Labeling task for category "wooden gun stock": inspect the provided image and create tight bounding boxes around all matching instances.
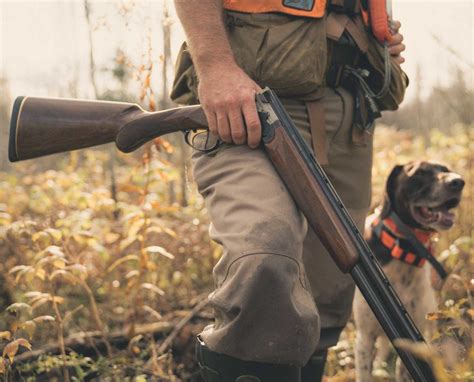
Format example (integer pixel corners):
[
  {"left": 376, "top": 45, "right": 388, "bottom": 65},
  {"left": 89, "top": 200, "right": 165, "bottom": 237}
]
[{"left": 9, "top": 96, "right": 206, "bottom": 162}]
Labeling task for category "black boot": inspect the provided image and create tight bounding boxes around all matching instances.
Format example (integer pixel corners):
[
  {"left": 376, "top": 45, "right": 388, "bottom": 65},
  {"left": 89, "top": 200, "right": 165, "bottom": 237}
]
[
  {"left": 301, "top": 326, "right": 345, "bottom": 381},
  {"left": 300, "top": 350, "right": 327, "bottom": 382},
  {"left": 196, "top": 337, "right": 301, "bottom": 382}
]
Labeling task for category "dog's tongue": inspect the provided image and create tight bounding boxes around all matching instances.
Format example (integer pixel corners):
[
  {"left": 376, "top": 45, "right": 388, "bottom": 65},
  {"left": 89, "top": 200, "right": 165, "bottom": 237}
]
[
  {"left": 419, "top": 206, "right": 455, "bottom": 227},
  {"left": 420, "top": 206, "right": 436, "bottom": 221},
  {"left": 436, "top": 209, "right": 455, "bottom": 227}
]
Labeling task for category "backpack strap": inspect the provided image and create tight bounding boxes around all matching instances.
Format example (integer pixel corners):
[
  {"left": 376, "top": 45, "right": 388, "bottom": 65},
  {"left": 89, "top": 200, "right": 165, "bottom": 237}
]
[{"left": 306, "top": 99, "right": 328, "bottom": 165}]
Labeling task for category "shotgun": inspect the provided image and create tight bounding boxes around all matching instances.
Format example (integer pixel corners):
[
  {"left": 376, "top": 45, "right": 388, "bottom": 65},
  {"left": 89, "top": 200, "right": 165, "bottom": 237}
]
[{"left": 8, "top": 90, "right": 436, "bottom": 381}]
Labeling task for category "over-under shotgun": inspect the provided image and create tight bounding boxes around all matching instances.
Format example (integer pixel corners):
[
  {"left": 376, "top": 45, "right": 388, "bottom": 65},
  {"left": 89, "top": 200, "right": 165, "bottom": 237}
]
[{"left": 9, "top": 90, "right": 436, "bottom": 381}]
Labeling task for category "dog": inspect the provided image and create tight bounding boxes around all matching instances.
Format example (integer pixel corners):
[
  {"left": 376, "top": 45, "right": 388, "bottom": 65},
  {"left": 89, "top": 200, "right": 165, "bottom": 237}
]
[{"left": 353, "top": 160, "right": 465, "bottom": 381}]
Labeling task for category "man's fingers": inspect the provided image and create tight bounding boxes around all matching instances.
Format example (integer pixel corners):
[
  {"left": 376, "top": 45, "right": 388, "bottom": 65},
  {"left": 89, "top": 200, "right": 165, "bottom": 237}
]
[
  {"left": 199, "top": 71, "right": 262, "bottom": 147},
  {"left": 393, "top": 55, "right": 405, "bottom": 65},
  {"left": 391, "top": 20, "right": 401, "bottom": 33},
  {"left": 242, "top": 99, "right": 261, "bottom": 149},
  {"left": 215, "top": 111, "right": 233, "bottom": 143},
  {"left": 389, "top": 43, "right": 405, "bottom": 56},
  {"left": 387, "top": 28, "right": 405, "bottom": 64},
  {"left": 204, "top": 108, "right": 218, "bottom": 138},
  {"left": 388, "top": 33, "right": 403, "bottom": 46},
  {"left": 228, "top": 108, "right": 246, "bottom": 145}
]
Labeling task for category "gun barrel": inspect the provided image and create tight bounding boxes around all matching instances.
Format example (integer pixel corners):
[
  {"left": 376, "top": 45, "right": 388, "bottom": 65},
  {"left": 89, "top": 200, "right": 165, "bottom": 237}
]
[
  {"left": 258, "top": 88, "right": 435, "bottom": 381},
  {"left": 9, "top": 96, "right": 142, "bottom": 162}
]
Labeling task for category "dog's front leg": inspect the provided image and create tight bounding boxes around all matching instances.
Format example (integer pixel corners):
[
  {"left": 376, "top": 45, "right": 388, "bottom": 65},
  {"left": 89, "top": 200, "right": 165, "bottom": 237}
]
[
  {"left": 374, "top": 336, "right": 392, "bottom": 369},
  {"left": 355, "top": 329, "right": 377, "bottom": 381},
  {"left": 354, "top": 289, "right": 379, "bottom": 382}
]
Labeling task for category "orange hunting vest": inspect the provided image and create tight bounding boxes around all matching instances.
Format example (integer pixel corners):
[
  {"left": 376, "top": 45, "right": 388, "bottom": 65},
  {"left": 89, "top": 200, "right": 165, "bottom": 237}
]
[{"left": 223, "top": 0, "right": 327, "bottom": 18}]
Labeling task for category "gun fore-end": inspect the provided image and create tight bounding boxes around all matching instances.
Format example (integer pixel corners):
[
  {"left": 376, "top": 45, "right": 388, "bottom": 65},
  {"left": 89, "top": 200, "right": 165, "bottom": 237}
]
[
  {"left": 257, "top": 89, "right": 360, "bottom": 273},
  {"left": 9, "top": 96, "right": 142, "bottom": 162},
  {"left": 263, "top": 127, "right": 360, "bottom": 272}
]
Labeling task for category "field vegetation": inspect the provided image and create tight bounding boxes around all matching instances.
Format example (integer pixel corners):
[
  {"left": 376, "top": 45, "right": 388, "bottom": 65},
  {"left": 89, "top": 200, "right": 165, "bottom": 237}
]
[
  {"left": 0, "top": 1, "right": 472, "bottom": 380},
  {"left": 0, "top": 120, "right": 471, "bottom": 382}
]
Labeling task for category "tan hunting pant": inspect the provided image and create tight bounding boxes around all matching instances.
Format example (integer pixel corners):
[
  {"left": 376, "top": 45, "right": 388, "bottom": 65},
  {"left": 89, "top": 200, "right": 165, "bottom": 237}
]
[{"left": 192, "top": 87, "right": 373, "bottom": 367}]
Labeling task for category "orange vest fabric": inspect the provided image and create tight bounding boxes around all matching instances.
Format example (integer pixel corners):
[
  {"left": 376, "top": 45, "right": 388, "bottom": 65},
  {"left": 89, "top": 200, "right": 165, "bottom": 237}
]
[{"left": 223, "top": 0, "right": 327, "bottom": 18}]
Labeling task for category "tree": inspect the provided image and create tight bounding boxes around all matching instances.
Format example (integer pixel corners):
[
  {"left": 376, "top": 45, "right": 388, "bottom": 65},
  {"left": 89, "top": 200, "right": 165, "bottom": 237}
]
[{"left": 0, "top": 78, "right": 12, "bottom": 171}]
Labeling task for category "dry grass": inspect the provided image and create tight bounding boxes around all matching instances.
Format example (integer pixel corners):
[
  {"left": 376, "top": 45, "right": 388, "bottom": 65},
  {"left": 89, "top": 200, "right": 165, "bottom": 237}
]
[{"left": 0, "top": 125, "right": 471, "bottom": 381}]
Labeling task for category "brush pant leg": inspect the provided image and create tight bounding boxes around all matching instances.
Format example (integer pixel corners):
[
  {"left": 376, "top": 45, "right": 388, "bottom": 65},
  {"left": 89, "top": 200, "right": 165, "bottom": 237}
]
[{"left": 192, "top": 87, "right": 373, "bottom": 369}]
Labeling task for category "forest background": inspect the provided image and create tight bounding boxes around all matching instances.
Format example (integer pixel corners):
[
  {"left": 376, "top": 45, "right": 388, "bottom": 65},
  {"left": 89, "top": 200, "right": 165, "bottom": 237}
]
[{"left": 0, "top": 0, "right": 472, "bottom": 381}]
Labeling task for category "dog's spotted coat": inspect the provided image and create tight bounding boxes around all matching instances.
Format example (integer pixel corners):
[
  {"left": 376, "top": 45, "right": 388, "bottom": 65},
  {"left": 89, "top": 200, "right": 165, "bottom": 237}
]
[{"left": 353, "top": 161, "right": 464, "bottom": 382}]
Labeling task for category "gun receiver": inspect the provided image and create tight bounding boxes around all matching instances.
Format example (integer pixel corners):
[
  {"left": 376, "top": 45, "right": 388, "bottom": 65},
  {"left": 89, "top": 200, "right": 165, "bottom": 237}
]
[{"left": 8, "top": 90, "right": 435, "bottom": 381}]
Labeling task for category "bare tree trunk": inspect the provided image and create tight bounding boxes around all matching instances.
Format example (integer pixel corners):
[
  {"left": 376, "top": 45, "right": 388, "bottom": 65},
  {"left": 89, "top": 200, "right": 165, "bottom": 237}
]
[
  {"left": 67, "top": 2, "right": 80, "bottom": 99},
  {"left": 0, "top": 78, "right": 11, "bottom": 171},
  {"left": 179, "top": 138, "right": 189, "bottom": 207},
  {"left": 83, "top": 0, "right": 99, "bottom": 98},
  {"left": 159, "top": 2, "right": 180, "bottom": 206},
  {"left": 161, "top": 5, "right": 171, "bottom": 110},
  {"left": 414, "top": 64, "right": 430, "bottom": 146},
  {"left": 161, "top": 2, "right": 188, "bottom": 207},
  {"left": 83, "top": 0, "right": 119, "bottom": 216}
]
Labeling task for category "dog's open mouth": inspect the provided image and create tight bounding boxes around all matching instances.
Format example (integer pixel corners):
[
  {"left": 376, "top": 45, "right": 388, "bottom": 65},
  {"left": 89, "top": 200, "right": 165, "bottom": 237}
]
[{"left": 412, "top": 197, "right": 461, "bottom": 229}]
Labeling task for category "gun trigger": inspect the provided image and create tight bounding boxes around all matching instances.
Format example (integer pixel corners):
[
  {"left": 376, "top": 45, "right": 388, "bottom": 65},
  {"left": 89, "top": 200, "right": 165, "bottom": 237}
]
[
  {"left": 261, "top": 122, "right": 275, "bottom": 143},
  {"left": 258, "top": 111, "right": 270, "bottom": 123}
]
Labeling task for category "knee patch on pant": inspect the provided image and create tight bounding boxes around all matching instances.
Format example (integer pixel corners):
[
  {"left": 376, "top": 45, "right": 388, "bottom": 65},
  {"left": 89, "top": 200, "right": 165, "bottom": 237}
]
[{"left": 201, "top": 253, "right": 320, "bottom": 366}]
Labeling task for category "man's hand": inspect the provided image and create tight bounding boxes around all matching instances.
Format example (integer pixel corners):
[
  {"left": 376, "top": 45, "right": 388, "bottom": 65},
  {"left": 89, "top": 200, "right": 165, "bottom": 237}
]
[
  {"left": 388, "top": 20, "right": 405, "bottom": 65},
  {"left": 198, "top": 64, "right": 262, "bottom": 148}
]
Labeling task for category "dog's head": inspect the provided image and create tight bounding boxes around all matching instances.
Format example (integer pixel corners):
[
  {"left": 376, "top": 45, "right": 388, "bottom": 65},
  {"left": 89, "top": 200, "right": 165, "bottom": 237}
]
[{"left": 381, "top": 161, "right": 464, "bottom": 231}]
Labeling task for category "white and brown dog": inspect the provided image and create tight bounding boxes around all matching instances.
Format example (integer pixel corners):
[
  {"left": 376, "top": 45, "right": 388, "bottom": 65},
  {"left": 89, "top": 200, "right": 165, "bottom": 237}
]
[{"left": 353, "top": 160, "right": 465, "bottom": 381}]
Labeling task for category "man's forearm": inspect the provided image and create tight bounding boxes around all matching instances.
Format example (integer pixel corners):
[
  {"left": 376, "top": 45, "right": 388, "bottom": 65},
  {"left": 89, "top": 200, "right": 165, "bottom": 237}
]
[
  {"left": 174, "top": 0, "right": 262, "bottom": 148},
  {"left": 174, "top": 0, "right": 237, "bottom": 79}
]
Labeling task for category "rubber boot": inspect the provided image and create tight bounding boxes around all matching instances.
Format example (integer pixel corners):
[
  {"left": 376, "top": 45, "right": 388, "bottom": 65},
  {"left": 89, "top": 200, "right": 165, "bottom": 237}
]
[
  {"left": 300, "top": 350, "right": 327, "bottom": 382},
  {"left": 196, "top": 337, "right": 301, "bottom": 382}
]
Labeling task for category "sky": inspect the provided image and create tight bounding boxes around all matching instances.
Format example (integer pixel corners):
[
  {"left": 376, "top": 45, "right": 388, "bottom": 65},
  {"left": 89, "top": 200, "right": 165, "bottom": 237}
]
[{"left": 0, "top": 0, "right": 473, "bottom": 104}]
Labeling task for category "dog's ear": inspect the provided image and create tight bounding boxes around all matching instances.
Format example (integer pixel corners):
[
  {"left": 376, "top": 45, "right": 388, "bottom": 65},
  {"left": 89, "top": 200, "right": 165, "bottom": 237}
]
[
  {"left": 380, "top": 164, "right": 404, "bottom": 218},
  {"left": 404, "top": 161, "right": 421, "bottom": 177}
]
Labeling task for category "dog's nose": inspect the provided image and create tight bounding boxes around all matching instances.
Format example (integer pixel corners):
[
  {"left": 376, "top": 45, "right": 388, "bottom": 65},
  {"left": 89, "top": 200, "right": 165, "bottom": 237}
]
[{"left": 448, "top": 178, "right": 465, "bottom": 191}]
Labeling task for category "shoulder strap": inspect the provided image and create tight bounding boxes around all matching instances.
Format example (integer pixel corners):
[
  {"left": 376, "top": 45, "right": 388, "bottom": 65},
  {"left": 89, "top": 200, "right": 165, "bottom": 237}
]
[{"left": 306, "top": 100, "right": 328, "bottom": 165}]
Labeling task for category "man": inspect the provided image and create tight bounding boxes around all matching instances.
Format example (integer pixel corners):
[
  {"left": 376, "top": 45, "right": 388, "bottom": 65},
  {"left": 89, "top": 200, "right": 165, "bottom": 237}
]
[{"left": 172, "top": 1, "right": 406, "bottom": 381}]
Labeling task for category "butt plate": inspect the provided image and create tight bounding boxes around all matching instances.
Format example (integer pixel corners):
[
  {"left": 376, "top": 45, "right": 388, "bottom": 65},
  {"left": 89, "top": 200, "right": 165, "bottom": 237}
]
[{"left": 8, "top": 96, "right": 26, "bottom": 162}]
